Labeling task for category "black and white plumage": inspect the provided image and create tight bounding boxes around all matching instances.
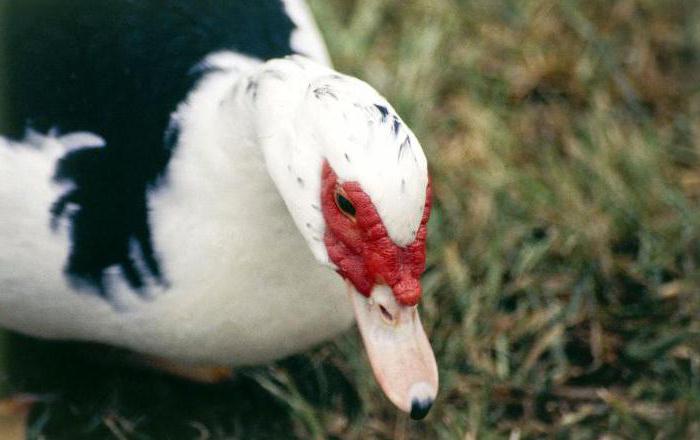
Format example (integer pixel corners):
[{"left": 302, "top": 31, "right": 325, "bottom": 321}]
[
  {"left": 0, "top": 0, "right": 437, "bottom": 417},
  {"left": 1, "top": 0, "right": 327, "bottom": 293}
]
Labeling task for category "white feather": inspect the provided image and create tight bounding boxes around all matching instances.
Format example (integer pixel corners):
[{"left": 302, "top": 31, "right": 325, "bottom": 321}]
[{"left": 281, "top": 0, "right": 332, "bottom": 66}]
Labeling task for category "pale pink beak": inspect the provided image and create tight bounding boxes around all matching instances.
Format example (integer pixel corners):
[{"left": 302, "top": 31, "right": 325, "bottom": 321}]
[{"left": 348, "top": 284, "right": 438, "bottom": 419}]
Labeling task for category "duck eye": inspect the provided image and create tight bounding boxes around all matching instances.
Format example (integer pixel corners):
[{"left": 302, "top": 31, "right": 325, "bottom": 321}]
[{"left": 335, "top": 192, "right": 356, "bottom": 218}]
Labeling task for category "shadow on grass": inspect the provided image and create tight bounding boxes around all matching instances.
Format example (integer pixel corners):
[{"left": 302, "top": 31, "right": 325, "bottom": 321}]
[{"left": 0, "top": 331, "right": 360, "bottom": 439}]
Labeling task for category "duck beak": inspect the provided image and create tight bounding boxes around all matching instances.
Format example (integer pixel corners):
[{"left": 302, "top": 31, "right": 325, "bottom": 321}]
[{"left": 348, "top": 284, "right": 438, "bottom": 419}]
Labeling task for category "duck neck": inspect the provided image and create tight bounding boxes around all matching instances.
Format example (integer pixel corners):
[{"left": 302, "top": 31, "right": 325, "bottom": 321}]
[{"left": 216, "top": 56, "right": 332, "bottom": 265}]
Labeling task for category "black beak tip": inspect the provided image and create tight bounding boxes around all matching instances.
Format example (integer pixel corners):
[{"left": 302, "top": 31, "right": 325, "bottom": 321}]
[{"left": 410, "top": 398, "right": 433, "bottom": 420}]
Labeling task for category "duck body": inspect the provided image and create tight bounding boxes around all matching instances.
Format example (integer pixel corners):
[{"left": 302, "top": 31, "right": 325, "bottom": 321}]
[
  {"left": 0, "top": 1, "right": 440, "bottom": 416},
  {"left": 0, "top": 0, "right": 350, "bottom": 365}
]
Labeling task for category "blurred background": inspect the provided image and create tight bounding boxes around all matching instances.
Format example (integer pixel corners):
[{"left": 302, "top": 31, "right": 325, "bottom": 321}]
[{"left": 2, "top": 0, "right": 700, "bottom": 438}]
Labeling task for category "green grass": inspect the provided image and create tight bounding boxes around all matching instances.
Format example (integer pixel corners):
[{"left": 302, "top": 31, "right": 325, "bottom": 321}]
[{"left": 2, "top": 0, "right": 700, "bottom": 438}]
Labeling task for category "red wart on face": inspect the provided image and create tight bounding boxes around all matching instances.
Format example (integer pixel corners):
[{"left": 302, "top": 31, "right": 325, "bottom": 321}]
[{"left": 320, "top": 161, "right": 432, "bottom": 306}]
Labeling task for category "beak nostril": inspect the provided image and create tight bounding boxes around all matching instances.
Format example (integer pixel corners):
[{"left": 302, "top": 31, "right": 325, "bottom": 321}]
[{"left": 379, "top": 304, "right": 394, "bottom": 323}]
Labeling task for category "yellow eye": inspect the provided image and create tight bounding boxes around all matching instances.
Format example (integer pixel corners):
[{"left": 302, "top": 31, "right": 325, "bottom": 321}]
[{"left": 335, "top": 191, "right": 356, "bottom": 218}]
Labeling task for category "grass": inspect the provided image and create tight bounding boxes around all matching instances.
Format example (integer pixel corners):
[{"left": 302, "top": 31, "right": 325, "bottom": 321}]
[{"left": 2, "top": 0, "right": 700, "bottom": 438}]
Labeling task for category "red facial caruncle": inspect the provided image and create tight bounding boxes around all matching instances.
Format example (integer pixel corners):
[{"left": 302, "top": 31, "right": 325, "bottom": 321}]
[{"left": 321, "top": 161, "right": 431, "bottom": 306}]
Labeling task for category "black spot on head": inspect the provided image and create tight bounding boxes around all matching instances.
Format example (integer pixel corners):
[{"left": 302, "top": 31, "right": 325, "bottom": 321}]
[
  {"left": 392, "top": 116, "right": 401, "bottom": 136},
  {"left": 344, "top": 153, "right": 351, "bottom": 162},
  {"left": 401, "top": 178, "right": 406, "bottom": 193},
  {"left": 398, "top": 135, "right": 414, "bottom": 163},
  {"left": 313, "top": 85, "right": 337, "bottom": 100},
  {"left": 297, "top": 176, "right": 304, "bottom": 187},
  {"left": 373, "top": 104, "right": 389, "bottom": 121},
  {"left": 311, "top": 204, "right": 321, "bottom": 211}
]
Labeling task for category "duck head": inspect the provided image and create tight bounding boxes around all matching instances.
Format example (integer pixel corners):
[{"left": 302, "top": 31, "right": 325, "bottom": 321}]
[{"left": 248, "top": 55, "right": 438, "bottom": 419}]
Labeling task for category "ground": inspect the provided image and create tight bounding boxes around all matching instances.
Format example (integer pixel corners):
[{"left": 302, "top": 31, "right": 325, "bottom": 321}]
[{"left": 2, "top": 0, "right": 700, "bottom": 438}]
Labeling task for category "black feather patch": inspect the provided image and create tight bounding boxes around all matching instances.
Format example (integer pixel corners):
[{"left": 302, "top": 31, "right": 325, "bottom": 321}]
[
  {"left": 1, "top": 0, "right": 297, "bottom": 298},
  {"left": 373, "top": 104, "right": 389, "bottom": 121}
]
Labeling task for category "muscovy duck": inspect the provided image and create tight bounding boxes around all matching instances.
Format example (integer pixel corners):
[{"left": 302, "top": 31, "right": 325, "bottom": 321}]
[{"left": 0, "top": 0, "right": 437, "bottom": 419}]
